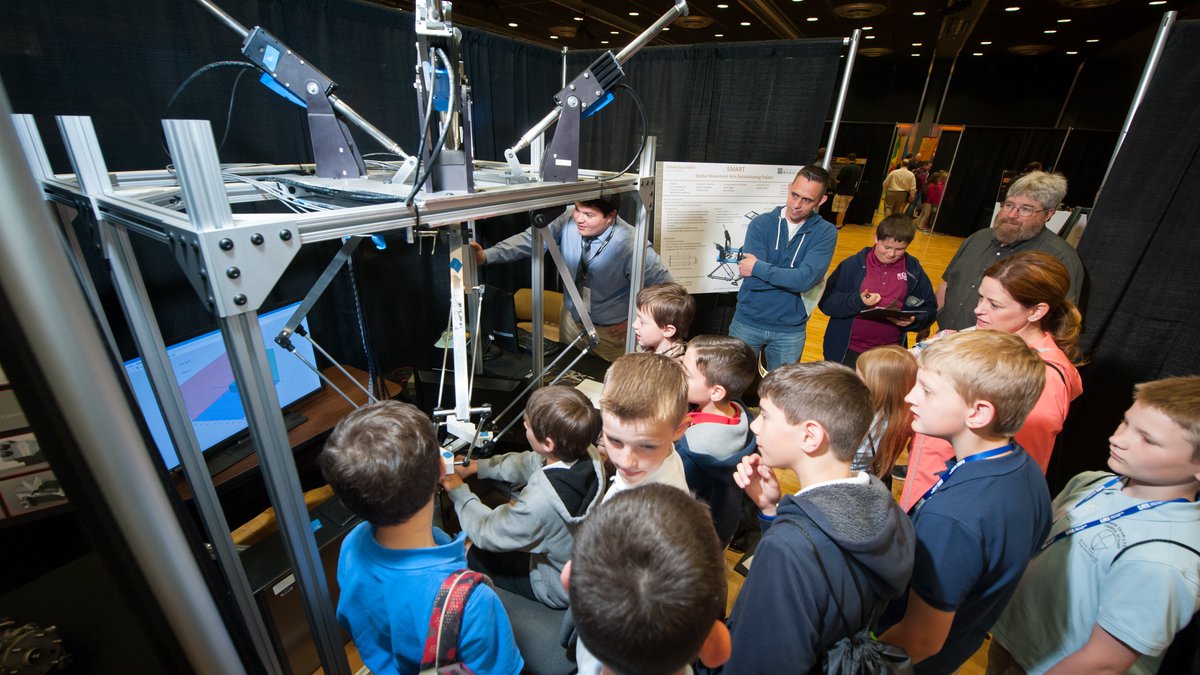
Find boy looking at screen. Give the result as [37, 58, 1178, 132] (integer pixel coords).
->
[632, 282, 695, 360]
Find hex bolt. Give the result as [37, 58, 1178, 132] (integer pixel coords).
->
[250, 233, 264, 245]
[226, 267, 241, 279]
[279, 229, 293, 241]
[234, 294, 248, 306]
[219, 238, 234, 251]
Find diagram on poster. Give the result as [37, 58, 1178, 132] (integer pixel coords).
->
[654, 162, 803, 294]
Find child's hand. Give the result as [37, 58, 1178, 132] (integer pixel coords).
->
[441, 473, 464, 491]
[860, 291, 882, 307]
[454, 461, 478, 479]
[733, 454, 781, 516]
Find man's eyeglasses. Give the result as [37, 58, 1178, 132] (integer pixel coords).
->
[1000, 201, 1049, 217]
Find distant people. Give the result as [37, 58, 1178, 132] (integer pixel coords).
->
[937, 171, 1084, 331]
[442, 386, 605, 609]
[877, 331, 1052, 673]
[909, 161, 932, 217]
[725, 361, 914, 673]
[1023, 160, 1043, 174]
[632, 282, 694, 360]
[833, 153, 863, 230]
[566, 485, 731, 675]
[320, 401, 523, 675]
[882, 161, 917, 216]
[989, 376, 1200, 675]
[730, 165, 838, 370]
[473, 197, 672, 361]
[918, 170, 947, 232]
[901, 251, 1086, 511]
[852, 345, 918, 480]
[819, 214, 937, 367]
[677, 334, 759, 546]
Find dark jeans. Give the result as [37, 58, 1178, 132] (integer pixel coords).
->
[466, 546, 536, 600]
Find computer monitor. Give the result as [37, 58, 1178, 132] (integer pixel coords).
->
[123, 302, 322, 472]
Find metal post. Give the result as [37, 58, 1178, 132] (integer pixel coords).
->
[1101, 10, 1176, 194]
[625, 135, 657, 354]
[163, 119, 351, 675]
[0, 85, 246, 675]
[822, 30, 861, 170]
[531, 134, 546, 379]
[56, 116, 283, 674]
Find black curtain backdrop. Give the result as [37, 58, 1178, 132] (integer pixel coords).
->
[816, 120, 897, 227]
[936, 127, 1068, 237]
[565, 39, 844, 171]
[1051, 128, 1118, 209]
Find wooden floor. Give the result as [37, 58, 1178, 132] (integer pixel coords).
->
[720, 214, 992, 675]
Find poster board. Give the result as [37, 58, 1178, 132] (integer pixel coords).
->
[653, 161, 802, 294]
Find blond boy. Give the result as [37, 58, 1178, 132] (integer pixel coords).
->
[877, 331, 1052, 673]
[598, 351, 690, 499]
[989, 376, 1200, 675]
[632, 282, 694, 359]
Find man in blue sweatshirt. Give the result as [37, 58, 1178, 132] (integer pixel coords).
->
[730, 165, 838, 370]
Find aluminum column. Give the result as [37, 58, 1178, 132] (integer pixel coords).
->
[821, 30, 862, 170]
[624, 135, 657, 354]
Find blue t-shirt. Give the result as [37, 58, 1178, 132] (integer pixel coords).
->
[336, 523, 524, 675]
[879, 446, 1051, 674]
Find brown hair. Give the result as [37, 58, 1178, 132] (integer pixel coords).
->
[795, 164, 831, 191]
[601, 352, 688, 428]
[525, 386, 601, 462]
[687, 335, 758, 401]
[984, 251, 1084, 364]
[919, 331, 1046, 437]
[758, 361, 873, 462]
[570, 484, 726, 675]
[636, 282, 696, 339]
[857, 345, 918, 479]
[319, 401, 442, 526]
[1134, 376, 1200, 461]
[876, 214, 916, 244]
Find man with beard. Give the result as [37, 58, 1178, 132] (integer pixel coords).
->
[936, 172, 1084, 331]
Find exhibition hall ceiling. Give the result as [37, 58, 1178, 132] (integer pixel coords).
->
[372, 0, 1200, 59]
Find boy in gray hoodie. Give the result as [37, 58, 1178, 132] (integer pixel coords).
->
[443, 385, 605, 609]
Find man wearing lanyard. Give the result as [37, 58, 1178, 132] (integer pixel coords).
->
[989, 376, 1200, 675]
[875, 331, 1051, 674]
[473, 198, 672, 361]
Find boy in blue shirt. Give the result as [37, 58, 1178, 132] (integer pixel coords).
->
[877, 330, 1052, 674]
[319, 401, 523, 675]
[676, 334, 759, 546]
[989, 375, 1200, 675]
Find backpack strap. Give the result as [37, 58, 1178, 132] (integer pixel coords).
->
[1044, 360, 1068, 386]
[1112, 539, 1200, 565]
[419, 569, 493, 674]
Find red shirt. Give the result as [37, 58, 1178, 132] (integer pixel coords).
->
[848, 252, 908, 354]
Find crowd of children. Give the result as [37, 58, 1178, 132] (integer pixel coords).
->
[318, 265, 1200, 674]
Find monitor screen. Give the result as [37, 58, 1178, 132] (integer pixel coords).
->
[123, 302, 322, 472]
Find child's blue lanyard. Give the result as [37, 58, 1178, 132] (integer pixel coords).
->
[1040, 476, 1188, 551]
[911, 443, 1013, 512]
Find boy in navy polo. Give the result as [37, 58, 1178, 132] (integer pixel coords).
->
[877, 331, 1052, 674]
[818, 214, 936, 367]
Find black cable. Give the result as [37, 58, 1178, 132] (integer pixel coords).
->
[161, 61, 258, 160]
[216, 67, 252, 151]
[407, 47, 456, 206]
[405, 48, 438, 206]
[598, 83, 649, 182]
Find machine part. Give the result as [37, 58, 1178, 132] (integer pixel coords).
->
[0, 619, 70, 674]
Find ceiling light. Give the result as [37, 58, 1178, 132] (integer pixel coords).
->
[1087, 38, 1099, 42]
[611, 31, 619, 34]
[863, 26, 874, 30]
[507, 22, 518, 27]
[981, 40, 993, 45]
[573, 16, 583, 21]
[866, 35, 876, 39]
[913, 11, 927, 16]
[1006, 6, 1021, 11]
[911, 52, 921, 56]
[715, 33, 724, 37]
[663, 26, 670, 30]
[1058, 18, 1072, 23]
[716, 3, 728, 7]
[1066, 50, 1078, 54]
[1044, 29, 1057, 34]
[912, 42, 923, 46]
[1149, 1, 1167, 4]
[973, 52, 983, 56]
[807, 17, 819, 22]
[740, 21, 751, 26]
[550, 35, 559, 39]
[602, 40, 609, 44]
[629, 12, 639, 17]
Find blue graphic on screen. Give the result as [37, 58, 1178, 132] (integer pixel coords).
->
[123, 303, 321, 472]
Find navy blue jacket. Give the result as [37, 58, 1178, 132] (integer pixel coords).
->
[733, 207, 839, 331]
[676, 403, 757, 546]
[818, 247, 937, 363]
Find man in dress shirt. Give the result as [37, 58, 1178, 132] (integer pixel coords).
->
[473, 197, 672, 361]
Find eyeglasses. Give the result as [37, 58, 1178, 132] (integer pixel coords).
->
[1000, 201, 1049, 217]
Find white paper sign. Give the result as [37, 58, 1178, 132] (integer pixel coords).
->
[654, 161, 803, 294]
